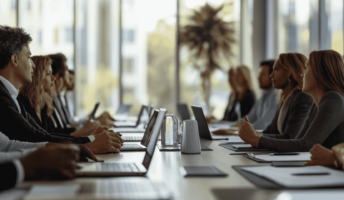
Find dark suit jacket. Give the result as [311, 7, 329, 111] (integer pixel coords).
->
[18, 94, 74, 135]
[18, 94, 55, 133]
[263, 89, 314, 139]
[0, 81, 90, 144]
[223, 90, 256, 121]
[0, 162, 17, 192]
[53, 95, 69, 126]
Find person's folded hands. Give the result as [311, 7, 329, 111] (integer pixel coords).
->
[205, 116, 216, 124]
[91, 126, 109, 136]
[71, 117, 100, 136]
[84, 130, 123, 154]
[332, 143, 344, 169]
[95, 111, 116, 128]
[304, 144, 336, 166]
[20, 144, 81, 180]
[238, 116, 260, 147]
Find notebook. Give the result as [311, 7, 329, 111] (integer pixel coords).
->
[241, 165, 344, 188]
[244, 152, 311, 162]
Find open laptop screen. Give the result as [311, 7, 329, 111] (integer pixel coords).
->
[177, 103, 191, 121]
[141, 109, 159, 146]
[136, 105, 149, 126]
[191, 106, 213, 140]
[142, 108, 167, 170]
[115, 104, 132, 115]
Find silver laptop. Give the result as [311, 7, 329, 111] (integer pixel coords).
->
[115, 104, 132, 116]
[121, 109, 159, 150]
[191, 105, 229, 140]
[24, 177, 172, 200]
[113, 105, 148, 127]
[76, 108, 167, 177]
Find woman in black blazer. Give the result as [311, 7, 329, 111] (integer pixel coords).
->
[223, 65, 256, 121]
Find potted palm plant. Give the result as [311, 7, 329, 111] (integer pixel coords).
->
[179, 3, 235, 114]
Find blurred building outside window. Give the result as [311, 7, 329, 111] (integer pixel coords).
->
[121, 0, 177, 116]
[74, 0, 120, 117]
[0, 0, 17, 27]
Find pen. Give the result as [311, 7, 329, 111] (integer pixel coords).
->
[230, 153, 248, 155]
[269, 153, 300, 156]
[292, 172, 329, 176]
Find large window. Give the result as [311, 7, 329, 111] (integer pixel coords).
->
[277, 0, 313, 56]
[4, 0, 344, 119]
[74, 0, 120, 117]
[323, 0, 343, 54]
[0, 0, 17, 27]
[121, 0, 177, 115]
[19, 0, 75, 69]
[277, 0, 343, 57]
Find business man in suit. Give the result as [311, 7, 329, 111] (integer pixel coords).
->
[0, 26, 122, 154]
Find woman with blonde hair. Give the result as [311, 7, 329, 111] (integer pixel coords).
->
[222, 65, 256, 121]
[18, 56, 101, 136]
[19, 56, 56, 132]
[239, 50, 344, 152]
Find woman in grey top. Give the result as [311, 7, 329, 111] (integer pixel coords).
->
[262, 53, 313, 139]
[239, 50, 344, 152]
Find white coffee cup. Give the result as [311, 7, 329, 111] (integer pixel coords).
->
[181, 120, 201, 154]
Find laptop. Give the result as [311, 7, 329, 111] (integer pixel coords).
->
[191, 105, 229, 140]
[90, 102, 100, 120]
[177, 103, 191, 121]
[24, 177, 172, 200]
[120, 109, 159, 150]
[76, 108, 167, 176]
[113, 105, 148, 127]
[115, 104, 132, 116]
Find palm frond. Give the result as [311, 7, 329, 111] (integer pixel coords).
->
[179, 3, 235, 80]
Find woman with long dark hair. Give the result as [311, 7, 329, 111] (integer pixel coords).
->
[239, 50, 344, 152]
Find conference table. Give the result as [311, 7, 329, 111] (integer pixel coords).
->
[0, 137, 279, 200]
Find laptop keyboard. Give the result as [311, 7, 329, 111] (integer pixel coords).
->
[100, 163, 140, 172]
[79, 180, 162, 195]
[122, 136, 142, 141]
[121, 143, 144, 149]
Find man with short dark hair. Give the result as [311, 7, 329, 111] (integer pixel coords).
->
[0, 26, 122, 151]
[245, 60, 278, 130]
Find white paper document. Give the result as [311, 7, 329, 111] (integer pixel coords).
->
[241, 165, 344, 188]
[208, 124, 233, 129]
[247, 152, 311, 162]
[232, 144, 253, 149]
[275, 190, 344, 200]
[226, 136, 245, 143]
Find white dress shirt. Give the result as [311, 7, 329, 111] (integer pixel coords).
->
[0, 76, 21, 114]
[0, 131, 47, 186]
